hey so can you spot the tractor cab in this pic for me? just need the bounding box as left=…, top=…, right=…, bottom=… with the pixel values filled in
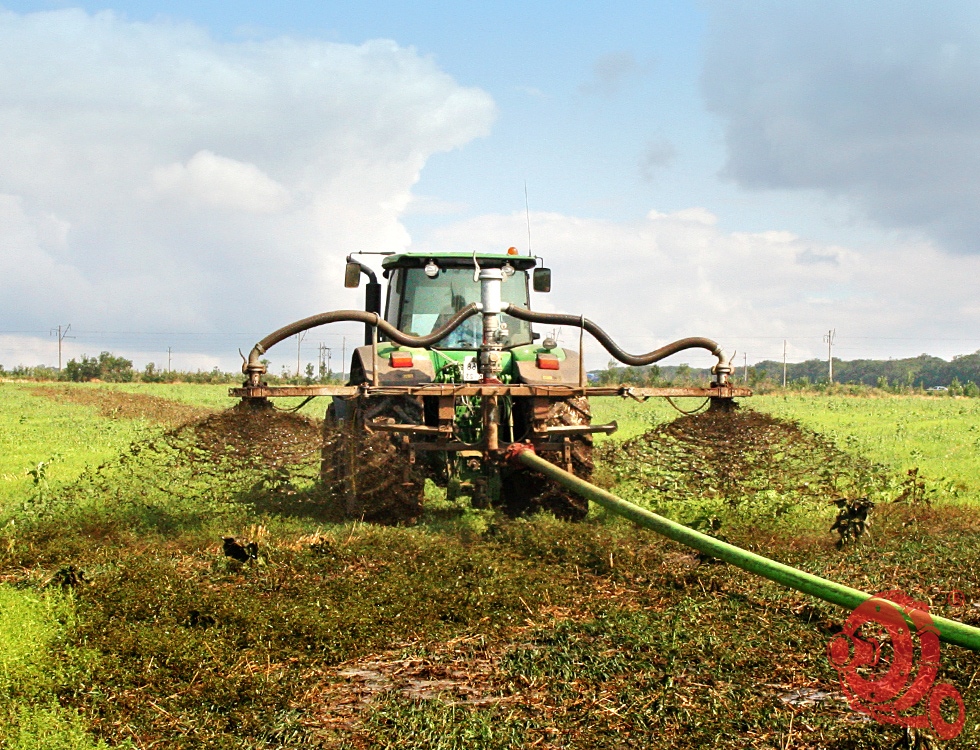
left=379, top=252, right=541, bottom=350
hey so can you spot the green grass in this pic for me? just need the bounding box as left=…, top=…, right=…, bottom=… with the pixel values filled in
left=0, top=384, right=158, bottom=510
left=752, top=393, right=980, bottom=502
left=103, top=382, right=233, bottom=409
left=591, top=397, right=680, bottom=443
left=0, top=585, right=110, bottom=749
left=0, top=385, right=979, bottom=748
left=106, top=381, right=327, bottom=417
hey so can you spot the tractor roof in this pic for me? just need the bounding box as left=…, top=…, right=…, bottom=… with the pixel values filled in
left=381, top=251, right=538, bottom=272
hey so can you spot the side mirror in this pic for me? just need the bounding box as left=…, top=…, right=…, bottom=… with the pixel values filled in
left=345, top=262, right=362, bottom=288
left=532, top=267, right=551, bottom=293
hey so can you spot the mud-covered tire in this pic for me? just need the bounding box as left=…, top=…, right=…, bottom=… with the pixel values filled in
left=320, top=395, right=426, bottom=525
left=501, top=396, right=593, bottom=521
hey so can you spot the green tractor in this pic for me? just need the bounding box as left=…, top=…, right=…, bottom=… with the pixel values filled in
left=234, top=248, right=747, bottom=523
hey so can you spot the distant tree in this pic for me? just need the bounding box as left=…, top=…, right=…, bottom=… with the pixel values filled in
left=63, top=355, right=99, bottom=381
left=949, top=377, right=964, bottom=396
left=142, top=362, right=166, bottom=383
left=63, top=351, right=133, bottom=382
left=644, top=364, right=664, bottom=387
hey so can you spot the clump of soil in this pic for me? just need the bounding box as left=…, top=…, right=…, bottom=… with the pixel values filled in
left=597, top=407, right=890, bottom=508
left=185, top=403, right=324, bottom=470
left=31, top=385, right=210, bottom=425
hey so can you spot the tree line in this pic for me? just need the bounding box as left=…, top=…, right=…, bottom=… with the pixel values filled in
left=589, top=350, right=980, bottom=395
left=5, top=349, right=980, bottom=393
left=0, top=351, right=342, bottom=385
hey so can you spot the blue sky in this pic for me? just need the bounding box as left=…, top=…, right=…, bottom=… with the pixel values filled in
left=2, top=2, right=980, bottom=374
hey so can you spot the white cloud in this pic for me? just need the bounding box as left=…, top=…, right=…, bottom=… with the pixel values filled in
left=647, top=207, right=717, bottom=226
left=703, top=1, right=980, bottom=253
left=0, top=195, right=96, bottom=320
left=412, top=209, right=980, bottom=367
left=150, top=151, right=292, bottom=213
left=0, top=8, right=495, bottom=360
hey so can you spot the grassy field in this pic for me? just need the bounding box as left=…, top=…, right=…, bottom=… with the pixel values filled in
left=1, top=382, right=979, bottom=749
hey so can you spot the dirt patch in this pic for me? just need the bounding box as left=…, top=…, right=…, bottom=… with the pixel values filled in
left=30, top=385, right=211, bottom=425
left=598, top=406, right=891, bottom=507
left=182, top=404, right=324, bottom=470
left=310, top=636, right=510, bottom=733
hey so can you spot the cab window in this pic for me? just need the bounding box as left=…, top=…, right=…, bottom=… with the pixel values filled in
left=395, top=268, right=531, bottom=348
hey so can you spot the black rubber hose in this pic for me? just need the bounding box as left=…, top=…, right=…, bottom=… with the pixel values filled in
left=503, top=304, right=723, bottom=367
left=245, top=303, right=480, bottom=372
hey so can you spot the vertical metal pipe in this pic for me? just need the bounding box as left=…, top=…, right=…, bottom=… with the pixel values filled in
left=479, top=268, right=504, bottom=381
left=371, top=321, right=379, bottom=387
left=484, top=394, right=499, bottom=452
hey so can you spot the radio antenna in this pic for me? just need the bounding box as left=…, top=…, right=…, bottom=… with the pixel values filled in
left=524, top=181, right=532, bottom=256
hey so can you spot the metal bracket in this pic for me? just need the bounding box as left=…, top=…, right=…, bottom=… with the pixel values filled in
left=366, top=420, right=449, bottom=436
left=532, top=421, right=618, bottom=437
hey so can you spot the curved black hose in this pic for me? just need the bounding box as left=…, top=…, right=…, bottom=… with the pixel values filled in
left=244, top=304, right=480, bottom=373
left=503, top=304, right=725, bottom=368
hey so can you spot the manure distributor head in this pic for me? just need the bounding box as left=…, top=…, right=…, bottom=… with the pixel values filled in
left=233, top=248, right=750, bottom=523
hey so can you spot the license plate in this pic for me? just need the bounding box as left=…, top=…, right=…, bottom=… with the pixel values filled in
left=462, top=356, right=480, bottom=382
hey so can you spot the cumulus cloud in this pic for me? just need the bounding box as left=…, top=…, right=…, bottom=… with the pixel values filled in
left=702, top=1, right=980, bottom=253
left=412, top=208, right=980, bottom=366
left=150, top=151, right=292, bottom=213
left=0, top=8, right=495, bottom=357
left=0, top=195, right=96, bottom=320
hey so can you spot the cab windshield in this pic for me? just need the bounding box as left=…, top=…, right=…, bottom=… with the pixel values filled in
left=391, top=268, right=532, bottom=348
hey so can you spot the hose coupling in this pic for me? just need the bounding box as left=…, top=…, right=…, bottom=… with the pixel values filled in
left=712, top=354, right=734, bottom=386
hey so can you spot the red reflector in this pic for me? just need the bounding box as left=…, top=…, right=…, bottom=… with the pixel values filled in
left=536, top=353, right=560, bottom=370
left=389, top=351, right=414, bottom=368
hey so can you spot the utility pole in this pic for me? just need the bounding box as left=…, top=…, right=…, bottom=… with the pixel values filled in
left=318, top=343, right=332, bottom=380
left=167, top=347, right=172, bottom=373
left=50, top=324, right=73, bottom=371
left=743, top=352, right=748, bottom=383
left=296, top=331, right=307, bottom=377
left=341, top=336, right=347, bottom=382
left=824, top=329, right=836, bottom=383
left=782, top=340, right=787, bottom=388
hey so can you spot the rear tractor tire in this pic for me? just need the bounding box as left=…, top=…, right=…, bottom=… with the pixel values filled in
left=502, top=396, right=594, bottom=521
left=321, top=395, right=426, bottom=525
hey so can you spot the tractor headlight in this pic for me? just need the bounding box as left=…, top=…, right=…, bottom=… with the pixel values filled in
left=424, top=260, right=439, bottom=278
left=501, top=262, right=515, bottom=278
